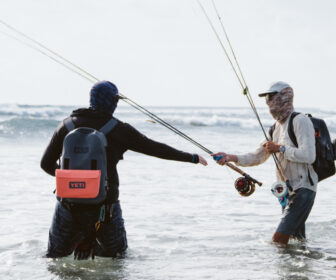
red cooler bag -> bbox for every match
[56,169,101,199]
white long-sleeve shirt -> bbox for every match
[236,112,317,192]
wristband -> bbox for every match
[192,154,199,163]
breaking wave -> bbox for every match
[1,104,335,139]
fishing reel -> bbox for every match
[271,181,289,209]
[270,181,288,198]
[234,177,256,197]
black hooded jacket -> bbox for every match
[41,108,198,203]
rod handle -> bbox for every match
[213,156,263,187]
[213,155,223,161]
[225,162,244,175]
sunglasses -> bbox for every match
[265,91,278,102]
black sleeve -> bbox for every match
[40,122,68,176]
[117,123,199,163]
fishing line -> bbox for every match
[120,96,214,154]
[196,0,244,90]
[0,30,97,84]
[0,20,209,152]
[0,20,100,83]
[198,0,266,139]
[197,0,285,180]
[0,18,262,188]
[0,20,212,154]
[210,0,247,87]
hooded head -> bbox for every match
[89,80,119,114]
[259,81,294,123]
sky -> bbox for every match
[0,0,336,108]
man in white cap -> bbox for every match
[212,81,317,245]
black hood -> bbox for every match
[71,108,112,119]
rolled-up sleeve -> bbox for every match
[284,115,316,164]
[236,141,270,167]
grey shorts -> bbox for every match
[276,188,316,238]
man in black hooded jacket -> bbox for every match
[41,80,207,259]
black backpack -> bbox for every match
[55,117,118,204]
[269,112,336,183]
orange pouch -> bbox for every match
[55,169,101,199]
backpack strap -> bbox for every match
[99,118,118,135]
[288,112,314,186]
[268,123,276,140]
[287,112,300,147]
[63,117,75,132]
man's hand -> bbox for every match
[211,152,238,166]
[198,155,208,166]
[263,141,281,154]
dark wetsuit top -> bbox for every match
[41,108,198,203]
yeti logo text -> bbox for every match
[69,182,86,189]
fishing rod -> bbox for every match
[0,20,210,153]
[0,19,262,194]
[197,0,290,188]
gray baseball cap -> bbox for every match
[258,81,291,97]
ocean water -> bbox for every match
[0,104,335,280]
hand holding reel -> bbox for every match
[213,155,263,197]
